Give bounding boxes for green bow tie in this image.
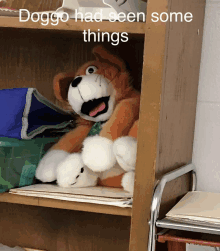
[88,122,102,136]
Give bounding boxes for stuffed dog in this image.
[35,46,140,194]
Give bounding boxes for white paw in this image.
[82,135,116,172]
[35,150,69,182]
[113,136,137,172]
[121,171,135,195]
[56,153,98,188]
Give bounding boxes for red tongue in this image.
[89,102,106,117]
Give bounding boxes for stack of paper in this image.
[0,8,20,16]
[0,244,45,251]
[166,191,220,225]
[9,184,133,208]
[0,8,53,17]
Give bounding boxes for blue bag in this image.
[0,88,74,139]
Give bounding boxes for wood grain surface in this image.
[129,0,206,250]
[5,0,63,11]
[0,202,131,251]
[0,28,144,105]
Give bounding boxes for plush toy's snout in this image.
[70,76,82,87]
[68,73,116,122]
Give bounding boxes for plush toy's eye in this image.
[86,66,98,75]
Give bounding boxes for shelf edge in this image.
[0,193,132,216]
[0,17,146,34]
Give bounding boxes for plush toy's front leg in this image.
[35,150,70,182]
[113,136,137,172]
[56,153,99,188]
[82,135,117,172]
[36,123,93,183]
[122,171,135,195]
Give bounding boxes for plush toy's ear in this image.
[53,72,75,102]
[92,46,126,72]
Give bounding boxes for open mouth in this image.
[81,96,110,118]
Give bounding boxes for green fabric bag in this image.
[0,122,102,193]
[0,137,58,193]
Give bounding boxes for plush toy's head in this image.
[53,46,131,122]
[68,68,115,122]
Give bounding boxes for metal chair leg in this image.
[148,163,196,251]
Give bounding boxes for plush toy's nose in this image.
[71,77,82,87]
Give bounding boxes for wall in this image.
[188,0,220,250]
[193,0,220,194]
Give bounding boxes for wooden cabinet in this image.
[0,0,206,250]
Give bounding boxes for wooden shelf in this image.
[0,17,146,34]
[0,0,207,249]
[0,192,132,216]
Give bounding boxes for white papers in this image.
[0,245,44,251]
[9,184,132,208]
[0,8,52,17]
[0,243,25,251]
[0,8,20,16]
[166,191,220,225]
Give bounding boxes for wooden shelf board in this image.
[0,192,132,216]
[0,17,146,34]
